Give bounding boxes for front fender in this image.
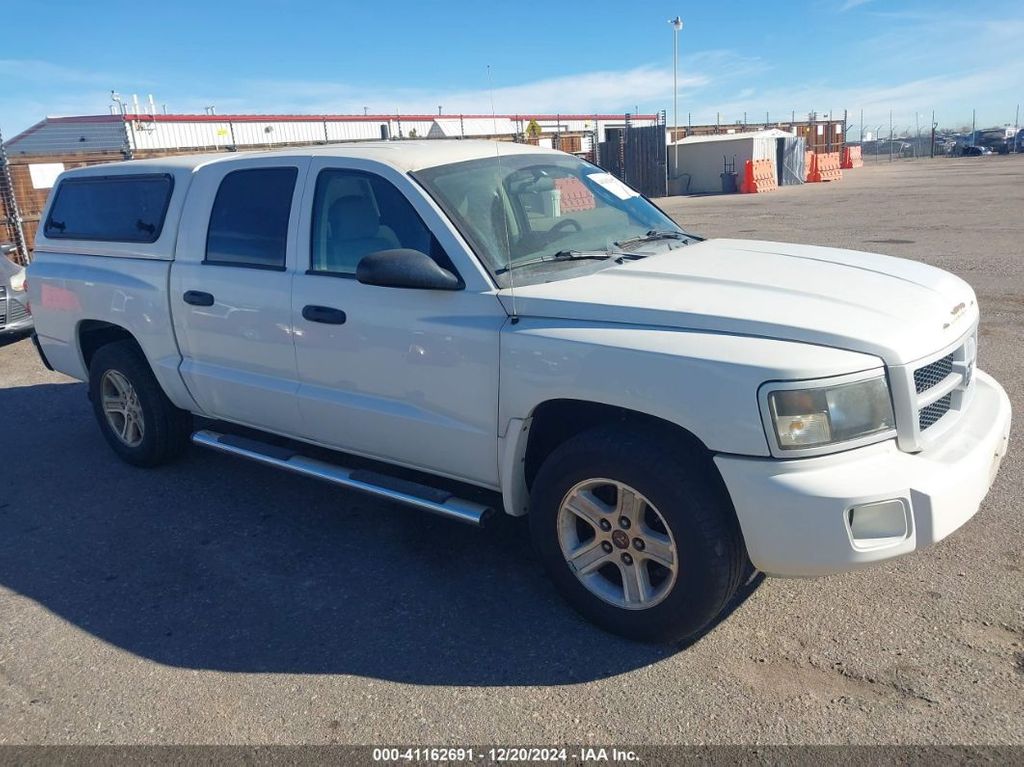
[498,319,882,457]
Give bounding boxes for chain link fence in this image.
[852,121,1022,164]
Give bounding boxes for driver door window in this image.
[310,169,448,276]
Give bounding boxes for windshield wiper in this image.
[496,250,618,275]
[614,230,690,248]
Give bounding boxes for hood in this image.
[499,239,977,365]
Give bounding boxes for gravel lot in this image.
[0,156,1021,745]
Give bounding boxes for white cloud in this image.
[839,0,873,11]
[221,50,761,117]
[0,59,129,87]
[236,66,706,116]
[699,65,1022,134]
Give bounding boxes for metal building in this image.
[4,112,657,157]
[667,129,804,195]
[1,111,657,261]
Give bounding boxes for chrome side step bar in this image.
[192,429,494,526]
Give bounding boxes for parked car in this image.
[961,145,993,156]
[27,143,1011,642]
[1,244,32,337]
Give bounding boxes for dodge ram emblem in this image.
[945,302,968,329]
[611,530,630,549]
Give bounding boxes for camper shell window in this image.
[44,174,174,243]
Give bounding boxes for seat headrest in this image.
[328,195,380,240]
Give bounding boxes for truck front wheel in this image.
[88,340,193,467]
[529,425,746,643]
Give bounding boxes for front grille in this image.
[7,297,28,324]
[910,331,976,439]
[914,353,954,393]
[919,393,953,430]
[0,285,6,327]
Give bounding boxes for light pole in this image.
[668,16,683,193]
[1014,104,1020,154]
[889,109,893,163]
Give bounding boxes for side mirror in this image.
[356,249,462,291]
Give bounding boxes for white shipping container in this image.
[667,130,794,195]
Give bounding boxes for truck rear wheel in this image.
[529,425,745,643]
[88,340,193,467]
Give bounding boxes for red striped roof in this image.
[44,112,657,124]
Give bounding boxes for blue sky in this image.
[2,0,1022,138]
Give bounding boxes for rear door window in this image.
[44,174,173,242]
[205,167,298,269]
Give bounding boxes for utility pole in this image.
[889,109,893,162]
[972,108,976,146]
[1015,104,1020,153]
[930,110,936,158]
[660,109,668,195]
[669,16,683,189]
[860,108,864,145]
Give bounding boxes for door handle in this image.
[183,290,215,307]
[302,305,347,324]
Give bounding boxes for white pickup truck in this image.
[28,141,1011,642]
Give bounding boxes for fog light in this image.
[848,499,909,548]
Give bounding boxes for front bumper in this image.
[0,288,33,335]
[715,369,1011,577]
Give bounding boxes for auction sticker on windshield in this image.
[586,172,639,200]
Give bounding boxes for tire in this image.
[88,340,193,467]
[529,425,746,643]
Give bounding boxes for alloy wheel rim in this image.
[101,370,145,448]
[557,478,678,610]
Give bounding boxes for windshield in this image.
[412,153,690,287]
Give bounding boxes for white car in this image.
[1,244,32,337]
[27,142,1011,642]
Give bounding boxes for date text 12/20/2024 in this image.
[372,747,640,762]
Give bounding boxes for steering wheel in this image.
[549,218,582,236]
[516,217,585,253]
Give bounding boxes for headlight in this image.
[9,270,25,292]
[762,374,895,453]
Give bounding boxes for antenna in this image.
[487,65,499,136]
[488,64,517,320]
